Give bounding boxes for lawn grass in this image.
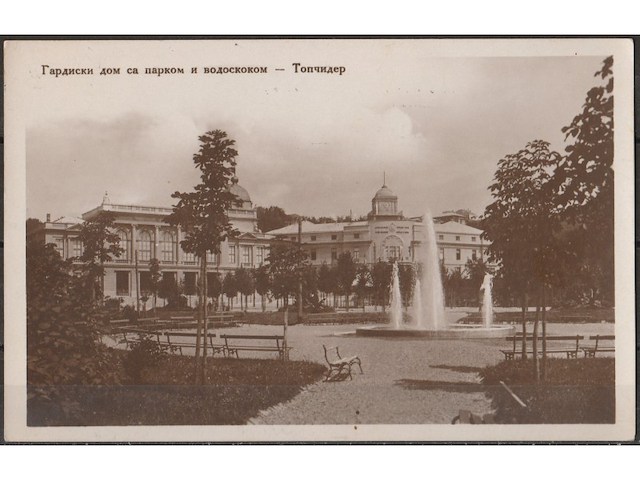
[28,350,326,426]
[480,357,615,423]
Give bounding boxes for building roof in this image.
[268,220,368,235]
[373,184,396,199]
[435,220,483,235]
[229,177,251,204]
[51,216,84,225]
[435,212,465,219]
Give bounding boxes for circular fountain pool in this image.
[355,323,515,339]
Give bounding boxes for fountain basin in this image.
[355,324,515,339]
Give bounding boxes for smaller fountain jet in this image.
[480,273,494,328]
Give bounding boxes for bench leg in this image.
[353,358,364,374]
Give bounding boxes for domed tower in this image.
[227,175,259,233]
[229,176,253,210]
[370,180,402,220]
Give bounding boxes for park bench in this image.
[502,334,584,360]
[158,331,225,356]
[582,335,615,357]
[219,334,292,359]
[322,345,363,381]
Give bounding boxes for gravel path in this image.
[245,321,614,425]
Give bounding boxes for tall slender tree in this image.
[335,252,357,312]
[267,242,309,310]
[483,140,562,380]
[77,211,123,303]
[148,258,162,316]
[371,260,392,312]
[165,130,240,383]
[254,265,271,311]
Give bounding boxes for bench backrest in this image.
[219,334,284,340]
[589,335,615,341]
[163,332,216,339]
[507,334,585,341]
[323,345,342,364]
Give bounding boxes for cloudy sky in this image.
[21,40,607,221]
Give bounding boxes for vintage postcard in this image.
[3,38,636,442]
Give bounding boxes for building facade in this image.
[268,183,489,274]
[32,179,272,306]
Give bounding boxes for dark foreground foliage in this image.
[480,358,614,424]
[28,350,325,426]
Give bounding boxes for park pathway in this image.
[246,324,502,425]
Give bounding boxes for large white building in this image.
[268,182,488,273]
[31,178,489,307]
[31,178,272,306]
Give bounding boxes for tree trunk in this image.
[194,259,203,382]
[346,292,350,312]
[542,284,548,381]
[533,286,540,382]
[201,254,209,384]
[521,290,528,360]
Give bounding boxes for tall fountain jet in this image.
[419,212,446,330]
[481,273,494,328]
[389,262,403,329]
[412,276,423,328]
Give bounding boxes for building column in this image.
[154,225,160,260]
[131,224,139,300]
[177,225,182,264]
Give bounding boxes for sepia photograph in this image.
[3,38,636,442]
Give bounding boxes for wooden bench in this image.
[502,334,584,360]
[582,335,615,357]
[219,334,291,359]
[158,332,224,356]
[113,330,223,356]
[323,345,363,381]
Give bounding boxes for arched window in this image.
[160,230,176,263]
[382,235,404,261]
[116,229,130,262]
[137,230,152,261]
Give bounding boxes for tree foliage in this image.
[77,211,123,300]
[27,242,118,389]
[554,56,615,304]
[371,260,392,311]
[335,252,357,311]
[267,242,309,308]
[256,206,294,233]
[254,265,271,311]
[165,130,240,257]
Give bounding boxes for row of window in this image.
[291,233,363,243]
[439,248,488,262]
[438,234,478,242]
[308,248,362,262]
[54,232,267,266]
[116,270,198,296]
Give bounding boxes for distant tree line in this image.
[256,205,368,233]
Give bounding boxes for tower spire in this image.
[383,171,386,186]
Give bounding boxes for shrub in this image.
[123,335,171,384]
[121,305,139,321]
